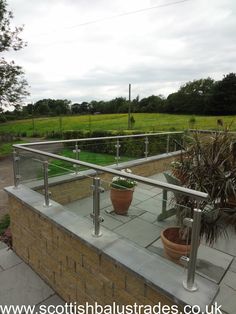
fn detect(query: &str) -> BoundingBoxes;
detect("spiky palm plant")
[175,130,236,245]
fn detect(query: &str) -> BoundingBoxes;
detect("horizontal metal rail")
[18,131,184,147]
[189,129,236,135]
[13,143,208,201]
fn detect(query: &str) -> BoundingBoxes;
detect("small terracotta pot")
[110,188,134,215]
[160,227,191,261]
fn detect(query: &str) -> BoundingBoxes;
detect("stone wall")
[8,195,177,307]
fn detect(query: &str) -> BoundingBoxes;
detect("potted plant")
[161,130,236,261]
[110,168,137,215]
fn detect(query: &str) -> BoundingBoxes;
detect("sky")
[5,0,236,104]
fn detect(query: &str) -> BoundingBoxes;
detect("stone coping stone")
[5,184,219,310]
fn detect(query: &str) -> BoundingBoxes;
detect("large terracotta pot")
[110,188,134,215]
[160,227,191,262]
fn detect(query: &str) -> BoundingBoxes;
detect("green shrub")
[0,214,10,235]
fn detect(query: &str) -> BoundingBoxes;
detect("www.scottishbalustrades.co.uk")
[0,301,223,314]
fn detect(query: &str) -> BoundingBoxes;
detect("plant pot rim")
[161,226,191,247]
[110,187,135,191]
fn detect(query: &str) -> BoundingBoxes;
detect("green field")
[0,113,236,136]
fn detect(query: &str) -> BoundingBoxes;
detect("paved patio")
[65,172,236,314]
[0,172,236,313]
[0,242,64,307]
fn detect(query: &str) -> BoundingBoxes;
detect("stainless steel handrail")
[13,143,208,201]
[18,131,184,147]
[13,136,208,292]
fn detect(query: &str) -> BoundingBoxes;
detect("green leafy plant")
[111,169,137,190]
[0,214,12,247]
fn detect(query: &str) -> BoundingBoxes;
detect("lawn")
[0,113,236,137]
[48,148,132,177]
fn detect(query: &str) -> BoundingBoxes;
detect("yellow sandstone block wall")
[9,195,177,307]
[36,155,176,205]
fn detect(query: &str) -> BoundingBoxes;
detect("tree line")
[1,72,235,122]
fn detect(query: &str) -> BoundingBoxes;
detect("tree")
[33,98,71,115]
[135,95,164,113]
[166,78,215,114]
[71,103,80,114]
[208,73,236,115]
[0,0,28,109]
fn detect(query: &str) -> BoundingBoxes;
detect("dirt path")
[0,138,62,219]
[0,156,13,218]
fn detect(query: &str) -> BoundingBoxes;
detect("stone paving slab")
[0,241,7,250]
[86,211,124,230]
[0,246,64,307]
[212,228,236,257]
[0,247,22,270]
[102,205,145,223]
[216,283,236,314]
[133,187,159,201]
[100,191,114,209]
[35,294,65,310]
[0,261,55,306]
[139,212,158,224]
[114,217,163,247]
[135,196,163,215]
[148,238,233,284]
[229,258,236,273]
[66,197,93,216]
[221,270,236,290]
[139,211,176,228]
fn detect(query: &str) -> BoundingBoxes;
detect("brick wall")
[9,195,178,307]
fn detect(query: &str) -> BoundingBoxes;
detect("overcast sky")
[5,0,236,104]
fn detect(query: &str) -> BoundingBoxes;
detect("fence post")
[144,136,149,159]
[115,139,121,165]
[73,141,80,175]
[13,149,20,188]
[43,161,51,207]
[90,177,104,237]
[166,134,170,153]
[182,208,202,291]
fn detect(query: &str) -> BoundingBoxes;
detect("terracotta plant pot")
[160,227,191,262]
[110,188,134,215]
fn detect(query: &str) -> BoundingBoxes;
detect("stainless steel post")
[115,139,121,165]
[73,142,80,175]
[144,136,149,159]
[91,177,104,237]
[43,161,51,207]
[183,208,202,291]
[166,134,170,153]
[13,149,20,188]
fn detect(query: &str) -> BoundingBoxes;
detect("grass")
[0,140,26,158]
[1,113,236,136]
[48,149,132,177]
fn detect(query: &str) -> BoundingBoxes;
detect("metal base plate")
[92,231,103,238]
[183,280,198,292]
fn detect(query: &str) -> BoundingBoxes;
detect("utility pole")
[128,83,131,129]
[32,102,35,133]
